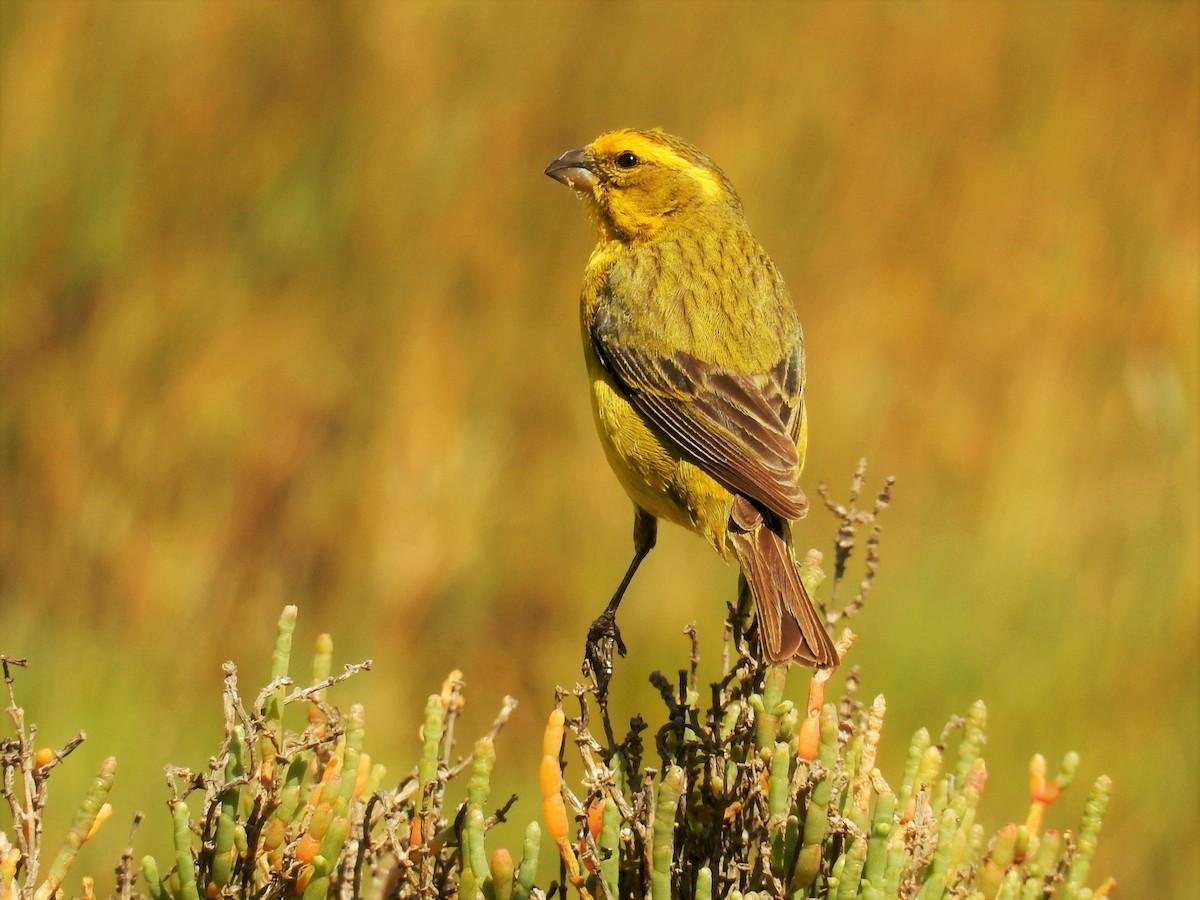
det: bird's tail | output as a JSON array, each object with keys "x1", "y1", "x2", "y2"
[{"x1": 728, "y1": 496, "x2": 839, "y2": 667}]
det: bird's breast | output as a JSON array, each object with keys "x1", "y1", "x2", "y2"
[{"x1": 583, "y1": 337, "x2": 734, "y2": 555}]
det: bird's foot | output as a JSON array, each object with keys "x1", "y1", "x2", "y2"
[{"x1": 583, "y1": 607, "x2": 627, "y2": 701}]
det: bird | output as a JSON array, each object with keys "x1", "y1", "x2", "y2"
[{"x1": 545, "y1": 128, "x2": 839, "y2": 672}]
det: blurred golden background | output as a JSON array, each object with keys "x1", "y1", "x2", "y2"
[{"x1": 1, "y1": 0, "x2": 1196, "y2": 892}]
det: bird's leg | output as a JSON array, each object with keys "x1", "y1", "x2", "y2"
[{"x1": 585, "y1": 509, "x2": 657, "y2": 697}]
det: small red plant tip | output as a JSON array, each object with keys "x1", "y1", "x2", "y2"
[
  {"x1": 797, "y1": 675, "x2": 825, "y2": 761},
  {"x1": 587, "y1": 798, "x2": 604, "y2": 839},
  {"x1": 581, "y1": 798, "x2": 606, "y2": 873},
  {"x1": 490, "y1": 847, "x2": 514, "y2": 881},
  {"x1": 1028, "y1": 754, "x2": 1045, "y2": 796},
  {"x1": 540, "y1": 756, "x2": 568, "y2": 843},
  {"x1": 797, "y1": 708, "x2": 821, "y2": 761},
  {"x1": 295, "y1": 830, "x2": 321, "y2": 864},
  {"x1": 540, "y1": 750, "x2": 584, "y2": 886},
  {"x1": 1027, "y1": 754, "x2": 1059, "y2": 804},
  {"x1": 1025, "y1": 754, "x2": 1066, "y2": 835},
  {"x1": 1095, "y1": 877, "x2": 1117, "y2": 896},
  {"x1": 409, "y1": 816, "x2": 424, "y2": 849}
]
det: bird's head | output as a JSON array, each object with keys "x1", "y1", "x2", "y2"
[{"x1": 545, "y1": 129, "x2": 743, "y2": 243}]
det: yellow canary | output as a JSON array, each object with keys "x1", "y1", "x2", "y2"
[{"x1": 545, "y1": 128, "x2": 838, "y2": 668}]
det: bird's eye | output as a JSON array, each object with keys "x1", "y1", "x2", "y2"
[{"x1": 615, "y1": 151, "x2": 639, "y2": 169}]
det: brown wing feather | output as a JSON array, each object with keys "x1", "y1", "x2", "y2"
[{"x1": 592, "y1": 312, "x2": 808, "y2": 520}]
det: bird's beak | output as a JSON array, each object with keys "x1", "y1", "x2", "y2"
[{"x1": 544, "y1": 147, "x2": 597, "y2": 192}]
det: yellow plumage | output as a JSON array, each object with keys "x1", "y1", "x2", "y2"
[{"x1": 547, "y1": 128, "x2": 837, "y2": 668}]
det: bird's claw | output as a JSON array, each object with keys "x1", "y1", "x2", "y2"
[{"x1": 584, "y1": 608, "x2": 627, "y2": 699}]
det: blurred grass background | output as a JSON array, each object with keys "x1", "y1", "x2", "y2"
[{"x1": 1, "y1": 0, "x2": 1195, "y2": 892}]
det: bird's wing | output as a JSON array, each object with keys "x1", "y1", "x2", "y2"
[{"x1": 591, "y1": 308, "x2": 808, "y2": 521}]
